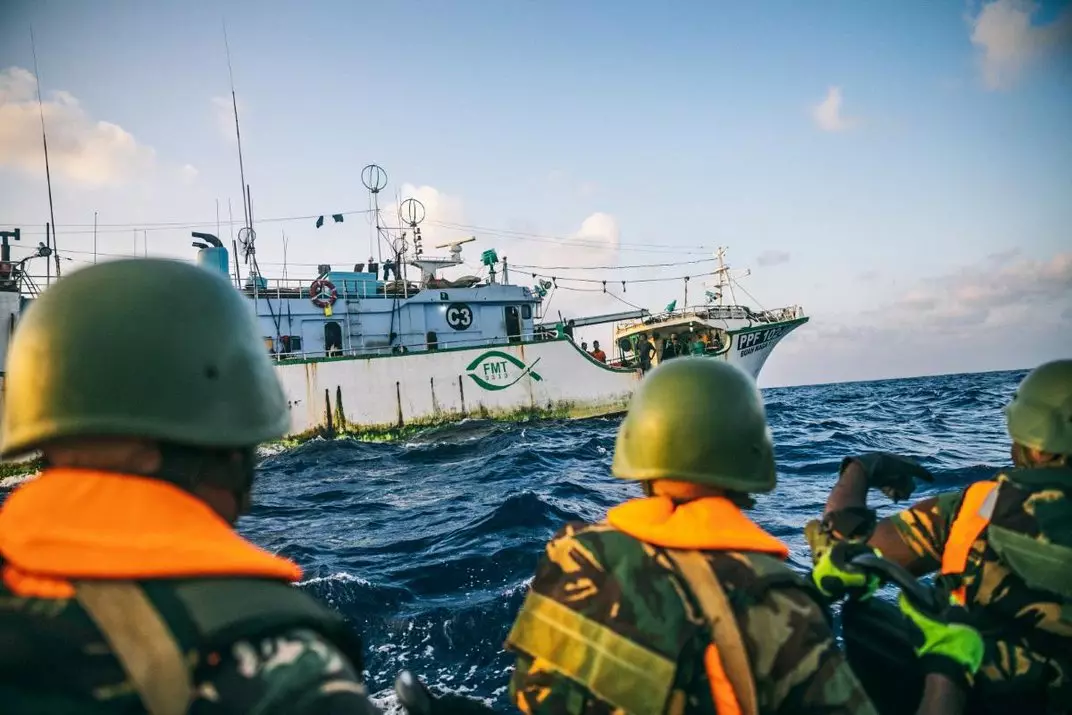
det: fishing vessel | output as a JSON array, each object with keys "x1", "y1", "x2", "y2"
[
  {"x1": 182, "y1": 165, "x2": 807, "y2": 439},
  {"x1": 0, "y1": 167, "x2": 807, "y2": 440}
]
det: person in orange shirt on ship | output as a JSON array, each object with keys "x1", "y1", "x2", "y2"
[{"x1": 589, "y1": 340, "x2": 607, "y2": 363}]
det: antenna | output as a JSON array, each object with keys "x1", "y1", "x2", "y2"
[
  {"x1": 223, "y1": 22, "x2": 252, "y2": 250},
  {"x1": 30, "y1": 25, "x2": 60, "y2": 280},
  {"x1": 361, "y1": 164, "x2": 389, "y2": 266}
]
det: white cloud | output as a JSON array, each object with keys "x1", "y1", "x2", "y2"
[
  {"x1": 811, "y1": 86, "x2": 857, "y2": 132},
  {"x1": 756, "y1": 250, "x2": 791, "y2": 267},
  {"x1": 765, "y1": 250, "x2": 1072, "y2": 385},
  {"x1": 0, "y1": 66, "x2": 155, "y2": 186},
  {"x1": 969, "y1": 0, "x2": 1072, "y2": 90},
  {"x1": 180, "y1": 163, "x2": 199, "y2": 184}
]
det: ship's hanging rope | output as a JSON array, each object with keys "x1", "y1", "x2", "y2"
[
  {"x1": 526, "y1": 270, "x2": 718, "y2": 286},
  {"x1": 426, "y1": 220, "x2": 711, "y2": 256},
  {"x1": 511, "y1": 256, "x2": 716, "y2": 271},
  {"x1": 9, "y1": 209, "x2": 379, "y2": 236},
  {"x1": 552, "y1": 284, "x2": 647, "y2": 312}
]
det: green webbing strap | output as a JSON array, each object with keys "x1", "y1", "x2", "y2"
[
  {"x1": 75, "y1": 581, "x2": 191, "y2": 715},
  {"x1": 506, "y1": 591, "x2": 677, "y2": 715},
  {"x1": 665, "y1": 549, "x2": 758, "y2": 715}
]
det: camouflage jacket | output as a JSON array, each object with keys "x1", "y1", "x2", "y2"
[
  {"x1": 506, "y1": 521, "x2": 877, "y2": 715},
  {"x1": 889, "y1": 466, "x2": 1072, "y2": 709},
  {"x1": 0, "y1": 573, "x2": 380, "y2": 715}
]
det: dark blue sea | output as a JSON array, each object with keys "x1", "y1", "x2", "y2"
[{"x1": 0, "y1": 368, "x2": 1027, "y2": 711}]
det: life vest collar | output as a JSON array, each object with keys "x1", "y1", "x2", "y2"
[
  {"x1": 607, "y1": 495, "x2": 789, "y2": 558},
  {"x1": 0, "y1": 468, "x2": 301, "y2": 583}
]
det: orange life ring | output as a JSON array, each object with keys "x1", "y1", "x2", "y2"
[{"x1": 310, "y1": 278, "x2": 338, "y2": 307}]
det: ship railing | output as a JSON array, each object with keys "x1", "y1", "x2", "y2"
[
  {"x1": 242, "y1": 276, "x2": 387, "y2": 300},
  {"x1": 616, "y1": 304, "x2": 805, "y2": 331},
  {"x1": 752, "y1": 305, "x2": 805, "y2": 323},
  {"x1": 271, "y1": 329, "x2": 564, "y2": 362}
]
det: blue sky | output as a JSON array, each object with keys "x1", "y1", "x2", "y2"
[{"x1": 1, "y1": 0, "x2": 1069, "y2": 385}]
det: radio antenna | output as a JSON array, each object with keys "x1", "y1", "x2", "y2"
[
  {"x1": 30, "y1": 25, "x2": 60, "y2": 280},
  {"x1": 223, "y1": 22, "x2": 252, "y2": 238}
]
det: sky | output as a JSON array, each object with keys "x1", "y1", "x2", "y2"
[{"x1": 0, "y1": 0, "x2": 1069, "y2": 387}]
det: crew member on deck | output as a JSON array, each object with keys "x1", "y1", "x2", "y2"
[
  {"x1": 590, "y1": 340, "x2": 607, "y2": 363},
  {"x1": 638, "y1": 334, "x2": 656, "y2": 371}
]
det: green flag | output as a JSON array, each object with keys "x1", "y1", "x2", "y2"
[
  {"x1": 332, "y1": 214, "x2": 344, "y2": 223},
  {"x1": 315, "y1": 215, "x2": 324, "y2": 228}
]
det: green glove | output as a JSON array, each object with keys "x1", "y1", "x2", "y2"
[
  {"x1": 811, "y1": 541, "x2": 882, "y2": 600},
  {"x1": 899, "y1": 593, "x2": 984, "y2": 690},
  {"x1": 842, "y1": 452, "x2": 935, "y2": 502}
]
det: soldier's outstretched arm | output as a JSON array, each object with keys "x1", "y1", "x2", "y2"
[
  {"x1": 744, "y1": 586, "x2": 880, "y2": 715},
  {"x1": 821, "y1": 454, "x2": 950, "y2": 575},
  {"x1": 193, "y1": 627, "x2": 382, "y2": 714}
]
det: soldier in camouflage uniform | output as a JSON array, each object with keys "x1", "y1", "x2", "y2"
[
  {"x1": 0, "y1": 259, "x2": 380, "y2": 714},
  {"x1": 811, "y1": 360, "x2": 1072, "y2": 714},
  {"x1": 505, "y1": 357, "x2": 979, "y2": 715}
]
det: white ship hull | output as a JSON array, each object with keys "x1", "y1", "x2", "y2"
[{"x1": 274, "y1": 317, "x2": 806, "y2": 439}]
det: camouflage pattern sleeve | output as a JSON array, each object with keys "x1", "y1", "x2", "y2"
[
  {"x1": 887, "y1": 490, "x2": 963, "y2": 572},
  {"x1": 734, "y1": 580, "x2": 879, "y2": 714},
  {"x1": 192, "y1": 627, "x2": 381, "y2": 715}
]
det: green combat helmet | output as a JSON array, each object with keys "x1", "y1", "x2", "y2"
[
  {"x1": 1004, "y1": 359, "x2": 1072, "y2": 456},
  {"x1": 0, "y1": 258, "x2": 289, "y2": 458},
  {"x1": 611, "y1": 357, "x2": 776, "y2": 493}
]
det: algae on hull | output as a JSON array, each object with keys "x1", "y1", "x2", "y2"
[{"x1": 276, "y1": 396, "x2": 630, "y2": 446}]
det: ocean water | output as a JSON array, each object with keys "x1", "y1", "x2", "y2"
[{"x1": 0, "y1": 368, "x2": 1027, "y2": 710}]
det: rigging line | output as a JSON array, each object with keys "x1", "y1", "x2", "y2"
[
  {"x1": 9, "y1": 209, "x2": 378, "y2": 235},
  {"x1": 426, "y1": 219, "x2": 712, "y2": 255},
  {"x1": 551, "y1": 284, "x2": 647, "y2": 312},
  {"x1": 527, "y1": 270, "x2": 718, "y2": 285},
  {"x1": 223, "y1": 21, "x2": 250, "y2": 233},
  {"x1": 607, "y1": 291, "x2": 647, "y2": 312},
  {"x1": 732, "y1": 281, "x2": 768, "y2": 313},
  {"x1": 511, "y1": 256, "x2": 716, "y2": 271},
  {"x1": 30, "y1": 24, "x2": 60, "y2": 279}
]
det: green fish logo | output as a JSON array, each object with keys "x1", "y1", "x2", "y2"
[{"x1": 465, "y1": 351, "x2": 543, "y2": 391}]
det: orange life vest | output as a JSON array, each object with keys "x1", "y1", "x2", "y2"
[
  {"x1": 608, "y1": 496, "x2": 789, "y2": 715},
  {"x1": 0, "y1": 468, "x2": 302, "y2": 599},
  {"x1": 940, "y1": 480, "x2": 999, "y2": 605}
]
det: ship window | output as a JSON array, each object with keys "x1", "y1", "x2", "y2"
[
  {"x1": 521, "y1": 304, "x2": 532, "y2": 320},
  {"x1": 290, "y1": 335, "x2": 303, "y2": 353},
  {"x1": 324, "y1": 322, "x2": 343, "y2": 356},
  {"x1": 505, "y1": 306, "x2": 522, "y2": 343}
]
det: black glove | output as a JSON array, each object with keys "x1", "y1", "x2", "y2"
[{"x1": 842, "y1": 452, "x2": 934, "y2": 502}]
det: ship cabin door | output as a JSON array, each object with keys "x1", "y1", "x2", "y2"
[
  {"x1": 505, "y1": 306, "x2": 522, "y2": 343},
  {"x1": 324, "y1": 321, "x2": 343, "y2": 356}
]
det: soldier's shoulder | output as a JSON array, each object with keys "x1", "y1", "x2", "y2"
[
  {"x1": 543, "y1": 520, "x2": 645, "y2": 567},
  {"x1": 709, "y1": 551, "x2": 814, "y2": 603},
  {"x1": 194, "y1": 626, "x2": 377, "y2": 714}
]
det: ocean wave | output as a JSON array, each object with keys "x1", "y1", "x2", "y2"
[{"x1": 0, "y1": 368, "x2": 1027, "y2": 712}]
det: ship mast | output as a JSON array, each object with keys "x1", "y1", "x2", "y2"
[{"x1": 712, "y1": 247, "x2": 738, "y2": 306}]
